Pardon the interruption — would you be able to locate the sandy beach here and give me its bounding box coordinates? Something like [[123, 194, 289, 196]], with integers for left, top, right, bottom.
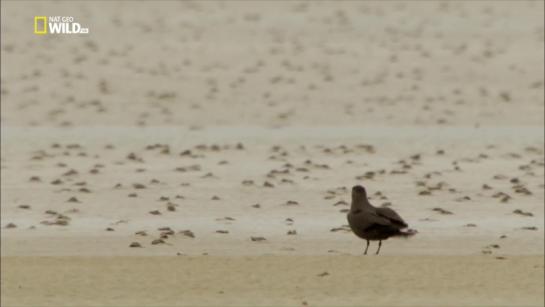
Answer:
[[1, 1, 544, 306]]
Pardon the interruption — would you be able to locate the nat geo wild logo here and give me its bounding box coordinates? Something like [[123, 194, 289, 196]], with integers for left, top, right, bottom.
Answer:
[[34, 16, 89, 35]]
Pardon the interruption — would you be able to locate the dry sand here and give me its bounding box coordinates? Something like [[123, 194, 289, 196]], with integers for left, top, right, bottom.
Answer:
[[2, 256, 543, 307], [1, 1, 544, 306]]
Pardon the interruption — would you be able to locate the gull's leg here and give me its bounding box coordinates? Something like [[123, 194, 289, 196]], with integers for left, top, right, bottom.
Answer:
[[375, 240, 382, 255], [363, 240, 370, 255]]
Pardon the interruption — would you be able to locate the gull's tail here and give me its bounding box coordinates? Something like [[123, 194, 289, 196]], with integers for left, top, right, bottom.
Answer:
[[396, 228, 418, 238]]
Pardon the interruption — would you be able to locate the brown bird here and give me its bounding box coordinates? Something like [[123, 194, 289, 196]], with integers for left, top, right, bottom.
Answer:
[[347, 185, 416, 255]]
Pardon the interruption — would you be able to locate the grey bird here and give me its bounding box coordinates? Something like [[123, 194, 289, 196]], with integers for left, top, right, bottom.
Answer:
[[347, 185, 416, 255]]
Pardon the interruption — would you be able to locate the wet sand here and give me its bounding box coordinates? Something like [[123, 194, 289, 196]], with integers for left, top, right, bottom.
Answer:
[[2, 127, 543, 257]]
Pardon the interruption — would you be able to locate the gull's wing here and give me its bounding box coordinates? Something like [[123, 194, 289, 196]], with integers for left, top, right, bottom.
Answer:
[[375, 207, 408, 228], [348, 209, 392, 231]]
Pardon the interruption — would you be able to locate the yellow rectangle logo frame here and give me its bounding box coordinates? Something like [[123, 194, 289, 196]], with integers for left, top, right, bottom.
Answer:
[[34, 16, 47, 34]]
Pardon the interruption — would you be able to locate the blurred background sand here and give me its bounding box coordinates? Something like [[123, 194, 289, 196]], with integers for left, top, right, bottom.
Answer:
[[1, 1, 544, 306]]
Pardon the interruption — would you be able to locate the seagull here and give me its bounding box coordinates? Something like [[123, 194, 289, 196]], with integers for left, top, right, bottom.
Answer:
[[347, 185, 416, 255]]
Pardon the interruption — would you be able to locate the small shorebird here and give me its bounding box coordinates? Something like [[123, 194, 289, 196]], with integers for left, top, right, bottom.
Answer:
[[347, 185, 416, 255]]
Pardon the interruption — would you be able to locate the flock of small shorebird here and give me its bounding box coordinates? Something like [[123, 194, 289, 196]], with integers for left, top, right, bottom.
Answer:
[[4, 141, 542, 256]]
